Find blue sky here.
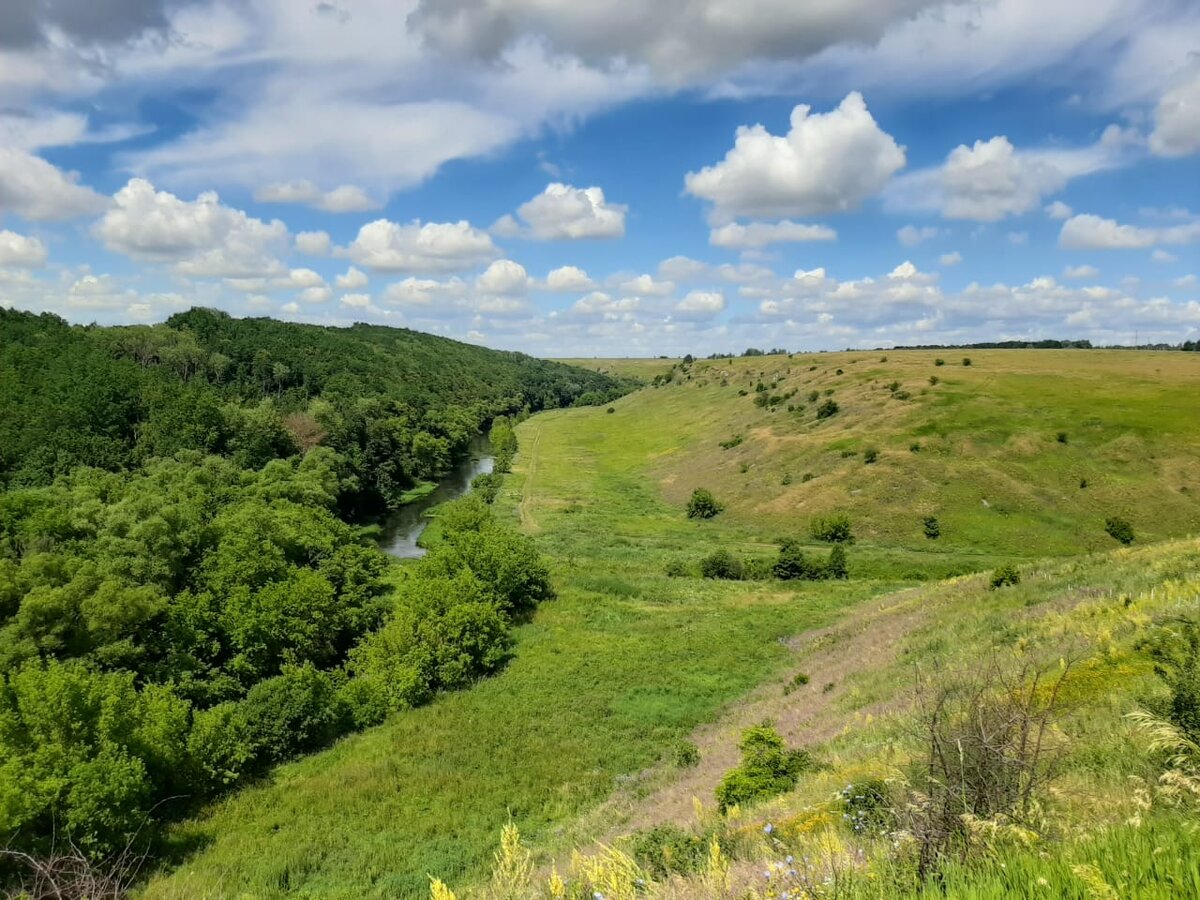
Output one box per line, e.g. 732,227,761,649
1,0,1198,355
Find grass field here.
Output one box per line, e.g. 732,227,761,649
142,349,1200,897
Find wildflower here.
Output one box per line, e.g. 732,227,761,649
764,822,774,834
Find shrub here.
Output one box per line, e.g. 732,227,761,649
839,778,893,834
773,539,820,580
928,375,939,385
738,462,749,474
810,514,853,543
471,471,503,504
863,447,878,464
715,723,812,811
700,549,743,580
808,390,819,402
888,381,901,393
1105,516,1135,545
672,740,701,769
835,368,844,375
235,664,346,766
683,489,724,520
1056,431,1069,444
629,824,705,878
923,516,940,540
781,472,792,486
962,357,972,366
893,389,911,400
606,407,615,414
910,442,921,452
783,672,810,696
801,472,815,483
935,358,945,366
1080,478,1088,489
742,557,773,581
826,545,848,579
664,559,690,578
989,564,1020,589
816,399,839,419
1137,615,1200,743
719,434,744,450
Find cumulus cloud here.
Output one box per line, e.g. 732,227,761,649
255,180,379,213
94,178,288,278
1150,70,1200,157
499,183,626,240
1045,201,1073,220
615,273,675,297
887,127,1139,221
294,230,332,255
476,259,531,294
346,218,499,273
1063,264,1099,279
0,147,109,221
658,256,710,282
1059,213,1200,250
685,92,905,223
335,266,368,290
544,265,594,292
939,251,963,266
710,220,837,249
897,225,939,247
0,230,48,267
675,290,725,316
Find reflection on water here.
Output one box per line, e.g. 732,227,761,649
379,435,494,558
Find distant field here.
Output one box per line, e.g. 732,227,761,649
555,356,678,380
142,348,1200,897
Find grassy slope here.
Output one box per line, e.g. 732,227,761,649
143,349,1200,897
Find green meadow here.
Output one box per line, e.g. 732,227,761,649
144,349,1200,897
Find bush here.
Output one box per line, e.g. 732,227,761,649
628,824,706,878
923,516,940,540
801,472,815,483
1105,516,1135,545
1056,431,1069,444
471,471,503,504
863,447,878,464
664,559,690,578
810,514,853,543
742,557,773,581
816,399,839,419
715,723,812,811
929,375,939,385
606,407,615,414
686,488,724,519
773,539,820,580
808,390,819,402
826,545,848,579
989,564,1020,589
1138,615,1200,743
781,472,792,486
672,740,701,769
783,671,810,695
962,357,972,366
719,434,744,450
935,358,945,366
839,778,893,834
700,549,743,580
910,442,921,452
235,664,346,766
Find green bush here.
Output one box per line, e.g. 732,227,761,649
235,664,345,766
715,723,812,811
810,514,853,543
929,375,939,385
628,824,706,878
990,564,1020,589
962,357,972,366
700,550,743,580
801,472,815,483
826,545,848,580
935,358,945,366
471,471,503,504
816,399,839,419
672,740,701,768
719,434,744,450
863,447,878,464
838,778,893,834
783,671,810,696
664,559,690,578
1105,516,1135,545
686,488,724,519
772,539,819,580
781,472,792,485
1138,615,1200,743
742,557,773,581
1056,431,1069,444
923,516,941,540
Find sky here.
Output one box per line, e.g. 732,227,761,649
1,0,1198,356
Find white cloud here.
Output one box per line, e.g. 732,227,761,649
1173,274,1197,288
346,219,499,273
277,268,325,290
94,178,288,278
939,251,963,266
658,256,710,281
294,230,331,255
710,220,837,249
544,265,594,291
476,259,531,294
0,146,108,221
615,273,675,297
297,285,332,304
503,183,626,240
1059,213,1200,250
1152,249,1178,263
340,292,372,309
1045,201,1073,220
897,224,939,247
684,92,905,222
383,277,467,309
675,290,726,316
887,127,1138,221
0,230,48,268
255,180,379,213
1150,70,1200,157
335,266,368,290
1064,264,1099,279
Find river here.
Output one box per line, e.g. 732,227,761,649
379,434,494,558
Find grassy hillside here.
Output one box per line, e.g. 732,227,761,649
141,349,1200,897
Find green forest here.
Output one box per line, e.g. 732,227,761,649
0,308,626,875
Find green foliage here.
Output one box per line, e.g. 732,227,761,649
963,357,973,366
782,671,810,695
863,447,879,464
816,398,840,419
826,545,849,580
989,564,1021,589
628,824,706,878
838,777,893,834
923,516,941,540
719,434,744,450
471,472,504,504
1056,431,1069,444
490,417,520,475
699,549,743,580
664,559,690,578
686,488,724,519
715,723,812,811
810,514,853,543
935,358,946,366
1138,615,1200,743
773,539,822,581
1106,516,1135,545
672,740,700,768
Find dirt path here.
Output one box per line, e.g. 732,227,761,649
518,420,543,532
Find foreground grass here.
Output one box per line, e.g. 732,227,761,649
141,399,900,898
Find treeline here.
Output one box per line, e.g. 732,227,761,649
0,447,548,862
0,307,629,511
